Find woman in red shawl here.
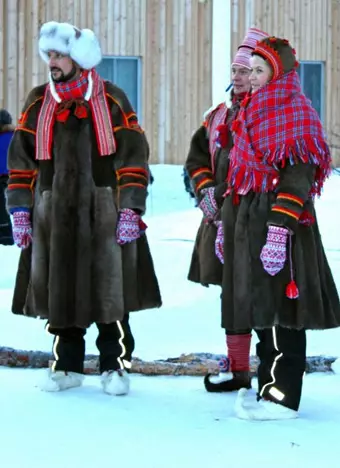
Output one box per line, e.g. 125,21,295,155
216,37,340,420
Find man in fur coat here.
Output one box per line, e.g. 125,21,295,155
6,21,161,395
185,28,268,393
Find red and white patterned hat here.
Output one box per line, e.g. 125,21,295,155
252,37,299,80
232,27,269,69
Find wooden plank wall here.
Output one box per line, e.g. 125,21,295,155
0,0,212,164
231,0,340,166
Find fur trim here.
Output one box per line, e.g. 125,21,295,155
39,21,102,70
40,370,84,392
101,370,130,396
234,388,298,420
0,124,15,133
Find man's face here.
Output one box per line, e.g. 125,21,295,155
48,51,75,82
231,65,251,94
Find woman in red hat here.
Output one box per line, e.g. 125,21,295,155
218,37,340,419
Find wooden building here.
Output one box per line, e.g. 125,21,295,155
0,0,339,165
0,0,212,165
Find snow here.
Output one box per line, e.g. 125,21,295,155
0,368,340,468
0,165,340,467
1,165,339,360
332,358,340,374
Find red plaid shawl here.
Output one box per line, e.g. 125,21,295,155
227,70,331,196
36,69,116,160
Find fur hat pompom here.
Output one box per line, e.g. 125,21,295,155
38,21,102,70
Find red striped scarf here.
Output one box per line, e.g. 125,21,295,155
36,69,116,160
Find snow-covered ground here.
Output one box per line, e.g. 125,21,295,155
1,165,339,360
1,165,340,468
0,368,340,468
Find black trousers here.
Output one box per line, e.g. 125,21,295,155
255,326,306,411
47,314,135,374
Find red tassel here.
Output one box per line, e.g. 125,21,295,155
139,219,148,233
231,120,241,133
286,280,299,299
299,210,315,226
56,108,70,122
74,105,88,119
215,124,228,148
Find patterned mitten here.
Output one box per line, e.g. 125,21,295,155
260,225,288,276
215,221,224,264
116,208,144,245
12,210,32,249
199,187,218,222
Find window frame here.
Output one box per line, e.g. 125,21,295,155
297,60,325,123
99,56,142,122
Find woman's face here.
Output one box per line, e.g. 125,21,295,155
249,55,273,92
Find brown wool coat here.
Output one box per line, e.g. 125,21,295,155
220,162,340,331
7,82,162,329
185,99,241,287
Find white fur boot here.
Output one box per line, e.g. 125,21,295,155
234,388,298,420
40,370,84,392
101,370,130,396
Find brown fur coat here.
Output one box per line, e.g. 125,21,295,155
7,82,161,329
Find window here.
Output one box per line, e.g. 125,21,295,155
297,61,325,122
96,57,141,119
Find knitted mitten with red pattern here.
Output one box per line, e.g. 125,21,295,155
12,210,32,249
260,225,289,276
116,208,145,245
215,221,224,264
199,187,218,222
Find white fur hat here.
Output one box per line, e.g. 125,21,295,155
38,21,102,70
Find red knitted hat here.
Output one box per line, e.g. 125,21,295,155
232,27,269,69
252,37,299,80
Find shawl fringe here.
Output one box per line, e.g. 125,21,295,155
227,136,331,196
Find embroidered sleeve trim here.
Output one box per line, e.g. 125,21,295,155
119,183,146,190
271,206,300,221
7,183,32,190
15,127,36,136
196,177,214,192
106,94,130,128
9,169,37,176
191,167,213,179
17,97,44,126
113,125,144,134
276,193,304,207
118,173,148,182
117,167,149,177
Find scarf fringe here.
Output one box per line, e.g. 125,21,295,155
227,137,332,197
227,163,278,195
264,136,332,196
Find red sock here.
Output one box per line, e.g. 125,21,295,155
226,333,251,372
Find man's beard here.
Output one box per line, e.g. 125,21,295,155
50,65,77,83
